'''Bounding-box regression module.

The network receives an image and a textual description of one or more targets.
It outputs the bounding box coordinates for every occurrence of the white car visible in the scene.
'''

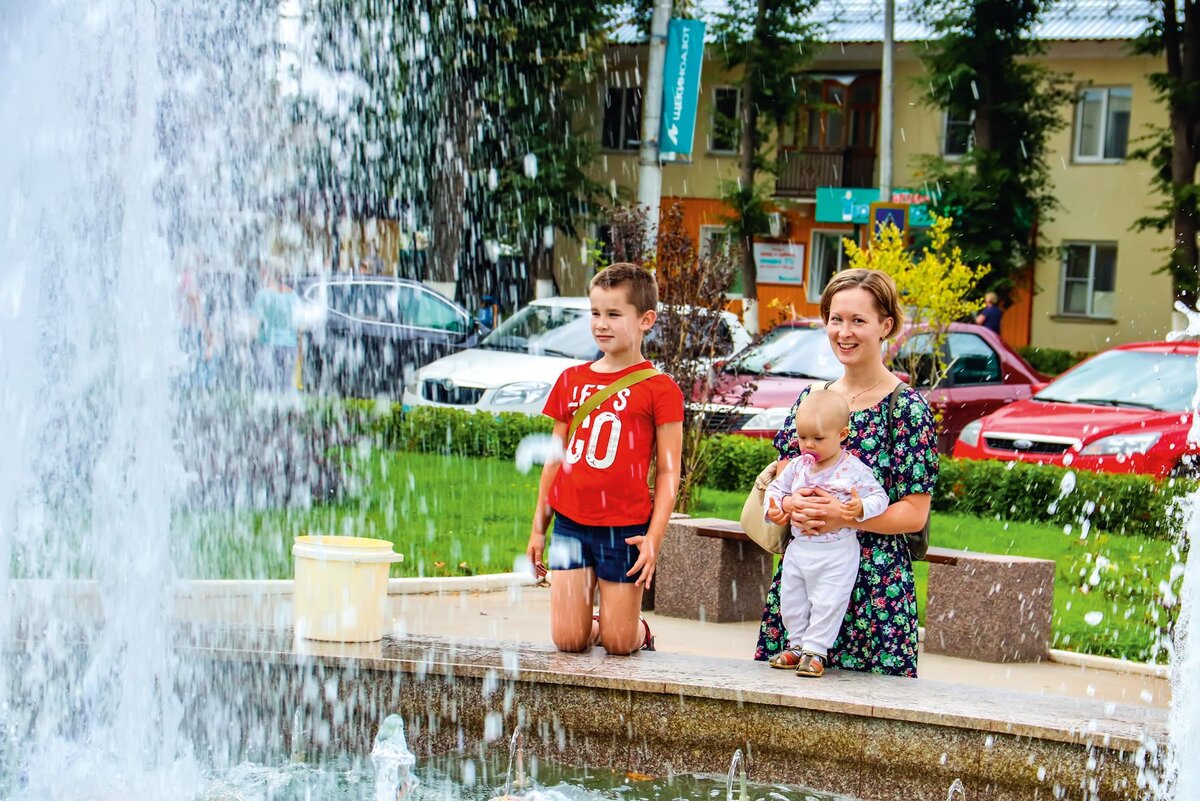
[402,297,752,415]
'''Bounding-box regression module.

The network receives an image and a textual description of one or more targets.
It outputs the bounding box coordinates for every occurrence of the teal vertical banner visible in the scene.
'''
[659,19,705,155]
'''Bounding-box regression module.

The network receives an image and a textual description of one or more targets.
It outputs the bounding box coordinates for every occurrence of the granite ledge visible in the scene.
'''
[185,628,1167,753]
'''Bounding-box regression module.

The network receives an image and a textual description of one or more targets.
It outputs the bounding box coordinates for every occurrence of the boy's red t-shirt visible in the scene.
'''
[542,360,685,527]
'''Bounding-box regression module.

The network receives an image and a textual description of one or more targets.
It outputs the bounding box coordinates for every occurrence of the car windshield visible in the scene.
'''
[728,326,841,379]
[479,304,597,360]
[1034,350,1196,411]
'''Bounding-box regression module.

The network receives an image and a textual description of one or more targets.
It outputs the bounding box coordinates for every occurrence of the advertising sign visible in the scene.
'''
[815,187,933,227]
[753,242,805,285]
[869,202,909,234]
[659,19,706,155]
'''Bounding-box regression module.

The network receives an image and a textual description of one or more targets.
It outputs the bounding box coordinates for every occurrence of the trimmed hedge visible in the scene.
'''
[934,457,1192,541]
[700,434,1193,542]
[1016,346,1090,376]
[702,434,780,491]
[317,403,1193,542]
[342,402,553,459]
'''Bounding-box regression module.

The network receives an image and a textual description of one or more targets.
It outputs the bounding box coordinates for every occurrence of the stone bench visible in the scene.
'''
[654,517,1054,662]
[925,550,1055,663]
[652,517,775,623]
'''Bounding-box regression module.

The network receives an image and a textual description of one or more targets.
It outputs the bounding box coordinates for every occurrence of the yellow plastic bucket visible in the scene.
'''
[292,535,404,642]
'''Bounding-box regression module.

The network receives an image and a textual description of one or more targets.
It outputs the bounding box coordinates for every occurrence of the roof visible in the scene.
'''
[609,0,1153,45]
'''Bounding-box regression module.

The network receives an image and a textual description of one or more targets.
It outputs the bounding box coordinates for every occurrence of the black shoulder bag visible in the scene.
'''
[885,383,931,561]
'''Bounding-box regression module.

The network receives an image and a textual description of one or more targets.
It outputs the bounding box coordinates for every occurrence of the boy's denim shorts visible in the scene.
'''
[547,512,649,584]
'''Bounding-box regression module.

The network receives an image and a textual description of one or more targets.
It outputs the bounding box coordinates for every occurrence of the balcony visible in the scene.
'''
[775,148,877,197]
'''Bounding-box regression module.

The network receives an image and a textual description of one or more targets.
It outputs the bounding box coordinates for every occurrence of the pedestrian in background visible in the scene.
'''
[976,292,1003,335]
[253,259,298,393]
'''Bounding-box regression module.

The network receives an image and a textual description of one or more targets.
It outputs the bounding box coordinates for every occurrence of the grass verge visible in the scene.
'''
[181,451,1182,663]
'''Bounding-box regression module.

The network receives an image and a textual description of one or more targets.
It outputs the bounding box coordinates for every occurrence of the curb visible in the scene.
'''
[1047,648,1169,679]
[177,572,537,598]
[917,625,1167,678]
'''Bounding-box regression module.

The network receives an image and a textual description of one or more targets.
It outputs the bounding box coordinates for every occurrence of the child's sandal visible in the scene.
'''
[768,648,804,669]
[639,616,655,651]
[794,652,825,678]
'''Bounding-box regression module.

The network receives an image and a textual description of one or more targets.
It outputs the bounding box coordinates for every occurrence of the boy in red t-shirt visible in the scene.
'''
[525,263,684,655]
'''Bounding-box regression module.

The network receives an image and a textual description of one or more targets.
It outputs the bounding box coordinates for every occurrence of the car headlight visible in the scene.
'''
[492,381,551,406]
[742,406,792,433]
[957,419,983,448]
[1079,432,1161,456]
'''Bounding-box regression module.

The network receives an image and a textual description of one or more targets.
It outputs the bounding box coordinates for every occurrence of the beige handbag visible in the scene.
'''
[739,462,790,554]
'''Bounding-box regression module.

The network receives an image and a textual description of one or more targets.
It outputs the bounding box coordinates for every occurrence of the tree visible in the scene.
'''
[914,0,1071,302]
[587,202,742,510]
[710,0,822,324]
[1131,0,1200,307]
[843,215,988,385]
[470,3,615,306]
[652,203,741,510]
[295,2,615,306]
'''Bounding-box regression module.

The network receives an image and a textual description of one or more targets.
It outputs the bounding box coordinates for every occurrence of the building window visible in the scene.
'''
[602,87,642,151]
[1060,242,1117,318]
[1074,87,1131,161]
[808,231,849,302]
[699,224,741,295]
[943,108,974,157]
[847,78,877,149]
[805,84,846,150]
[710,88,741,153]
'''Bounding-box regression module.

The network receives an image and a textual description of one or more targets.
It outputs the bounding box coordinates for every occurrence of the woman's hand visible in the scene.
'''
[526,530,547,579]
[789,487,853,534]
[624,535,658,590]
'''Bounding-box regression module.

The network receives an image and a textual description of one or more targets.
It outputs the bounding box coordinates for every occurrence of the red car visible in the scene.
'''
[952,341,1200,478]
[704,320,1047,454]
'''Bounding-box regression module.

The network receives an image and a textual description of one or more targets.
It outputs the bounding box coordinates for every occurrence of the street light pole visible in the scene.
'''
[638,0,673,250]
[879,0,895,201]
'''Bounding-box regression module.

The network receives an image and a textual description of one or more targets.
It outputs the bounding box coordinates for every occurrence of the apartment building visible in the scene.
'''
[561,0,1172,350]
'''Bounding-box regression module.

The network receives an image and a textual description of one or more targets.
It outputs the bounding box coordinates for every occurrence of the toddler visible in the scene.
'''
[764,389,888,677]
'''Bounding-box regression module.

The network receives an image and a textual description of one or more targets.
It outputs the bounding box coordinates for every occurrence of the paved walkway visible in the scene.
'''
[387,584,1170,710]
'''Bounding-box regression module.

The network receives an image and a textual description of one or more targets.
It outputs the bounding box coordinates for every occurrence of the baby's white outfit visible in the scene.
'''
[764,451,889,658]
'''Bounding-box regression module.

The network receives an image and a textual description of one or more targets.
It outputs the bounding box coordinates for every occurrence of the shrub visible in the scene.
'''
[182,397,363,510]
[936,457,1193,541]
[1017,346,1090,376]
[702,434,1192,541]
[701,434,780,491]
[386,406,552,460]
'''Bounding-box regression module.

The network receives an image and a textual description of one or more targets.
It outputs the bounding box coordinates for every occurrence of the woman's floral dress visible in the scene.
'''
[753,383,938,677]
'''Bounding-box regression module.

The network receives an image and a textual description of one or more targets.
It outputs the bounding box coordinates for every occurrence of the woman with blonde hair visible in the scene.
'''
[754,268,938,677]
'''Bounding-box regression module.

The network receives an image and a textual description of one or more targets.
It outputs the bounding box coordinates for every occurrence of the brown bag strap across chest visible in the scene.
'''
[566,368,660,441]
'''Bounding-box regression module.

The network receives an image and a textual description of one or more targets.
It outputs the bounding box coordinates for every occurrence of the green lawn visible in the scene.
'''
[181,450,1181,663]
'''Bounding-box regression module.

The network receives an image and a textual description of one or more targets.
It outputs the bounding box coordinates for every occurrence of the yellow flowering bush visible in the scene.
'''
[842,213,989,384]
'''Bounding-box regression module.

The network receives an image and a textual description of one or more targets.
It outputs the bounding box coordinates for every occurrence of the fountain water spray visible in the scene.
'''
[494,728,528,800]
[371,714,418,801]
[725,748,749,801]
[0,0,285,796]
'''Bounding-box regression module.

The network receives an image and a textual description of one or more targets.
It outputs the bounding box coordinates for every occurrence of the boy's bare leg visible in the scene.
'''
[550,568,596,652]
[596,580,646,655]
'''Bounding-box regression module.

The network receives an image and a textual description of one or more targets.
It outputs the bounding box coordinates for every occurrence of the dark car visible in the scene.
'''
[704,320,1047,454]
[298,276,487,398]
[952,341,1200,478]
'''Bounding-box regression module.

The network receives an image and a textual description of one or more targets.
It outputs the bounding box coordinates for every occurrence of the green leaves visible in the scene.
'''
[913,0,1071,302]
